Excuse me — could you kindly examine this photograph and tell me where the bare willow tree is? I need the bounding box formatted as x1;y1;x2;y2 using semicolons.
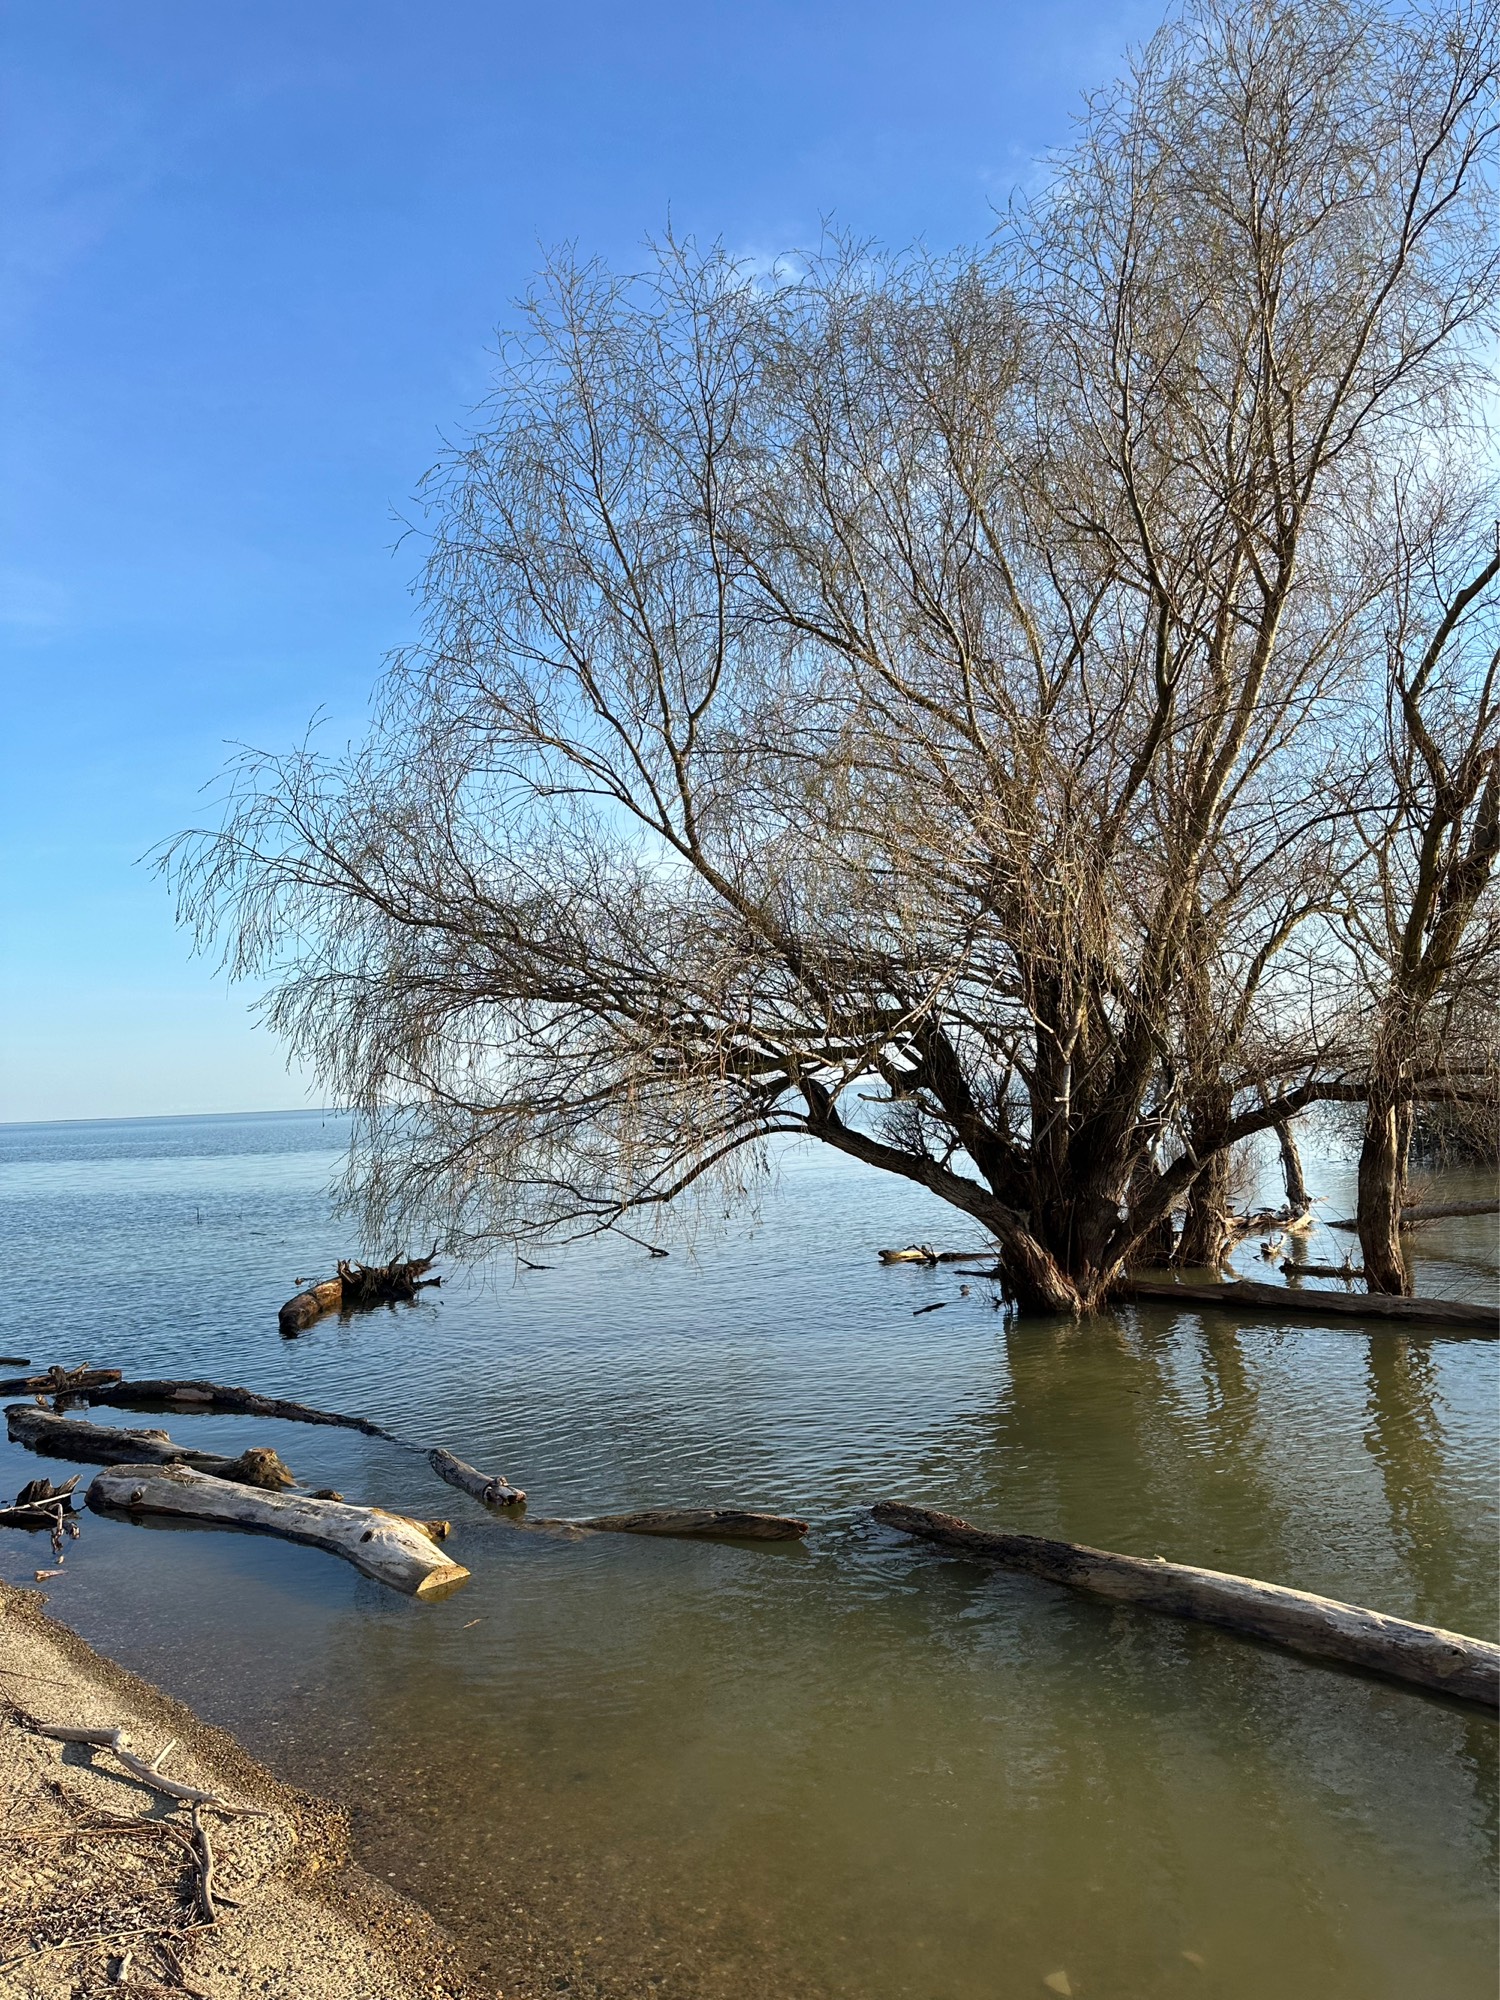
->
169;0;1499;1311
1342;481;1500;1290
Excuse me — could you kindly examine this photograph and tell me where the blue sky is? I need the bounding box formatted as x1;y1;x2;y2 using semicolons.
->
1;0;1158;1122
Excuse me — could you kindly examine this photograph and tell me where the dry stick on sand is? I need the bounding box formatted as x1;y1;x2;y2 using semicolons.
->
30;1722;268;1815
873;1503;1500;1707
87;1462;470;1598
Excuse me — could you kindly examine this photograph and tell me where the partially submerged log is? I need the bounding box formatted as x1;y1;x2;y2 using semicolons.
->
278;1278;343;1335
279;1246;442;1335
87;1463;470;1599
1117;1276;1495;1330
0;1365;121;1398
428;1447;525;1507
873;1502;1499;1708
89;1378;395;1436
7;1406;297;1489
537;1508;809;1541
878;1245;996;1264
1330;1198;1499;1230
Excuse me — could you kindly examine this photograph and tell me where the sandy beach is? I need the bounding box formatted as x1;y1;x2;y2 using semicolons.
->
0;1579;484;2000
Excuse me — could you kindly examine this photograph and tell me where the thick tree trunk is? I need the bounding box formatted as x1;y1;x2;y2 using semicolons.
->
1175;1149;1232;1267
1358;1094;1413;1295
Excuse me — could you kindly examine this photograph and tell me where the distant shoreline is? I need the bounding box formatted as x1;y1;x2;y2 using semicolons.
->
0;1107;347;1133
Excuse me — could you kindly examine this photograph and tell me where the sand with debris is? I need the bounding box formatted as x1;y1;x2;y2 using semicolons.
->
0;1579;486;2000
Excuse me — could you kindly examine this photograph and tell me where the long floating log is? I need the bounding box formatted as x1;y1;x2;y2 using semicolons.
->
87;1463;469;1599
539;1508;809;1541
1329;1198;1499;1230
428;1447;525;1507
1117;1276;1495;1330
88;1378;396;1436
873;1502;1499;1708
279;1248;442;1335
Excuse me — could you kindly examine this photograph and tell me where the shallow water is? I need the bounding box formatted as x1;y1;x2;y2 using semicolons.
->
0;1111;1494;1999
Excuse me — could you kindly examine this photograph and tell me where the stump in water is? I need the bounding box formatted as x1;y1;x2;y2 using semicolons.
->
279;1245;442;1335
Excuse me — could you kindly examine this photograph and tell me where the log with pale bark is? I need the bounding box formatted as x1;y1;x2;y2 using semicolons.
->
873;1502;1499;1707
87;1463;470;1598
533;1508;809;1540
877;1245;997;1265
428;1447;526;1507
1117;1276;1495;1329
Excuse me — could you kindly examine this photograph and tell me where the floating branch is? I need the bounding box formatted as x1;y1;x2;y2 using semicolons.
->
873;1502;1499;1708
87;1462;470;1598
428;1448;525;1507
88;1379;396;1436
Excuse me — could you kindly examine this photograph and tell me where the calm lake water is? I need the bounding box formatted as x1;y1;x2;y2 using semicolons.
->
0;1110;1495;2000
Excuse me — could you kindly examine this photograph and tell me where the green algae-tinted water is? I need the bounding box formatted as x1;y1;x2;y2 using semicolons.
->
0;1111;1494;1999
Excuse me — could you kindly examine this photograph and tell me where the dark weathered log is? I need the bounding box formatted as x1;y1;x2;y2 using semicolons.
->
278;1278;343;1335
428;1448;525;1507
1117;1276;1494;1329
87;1463;470;1598
89;1379;395;1436
873;1502;1500;1708
1330;1198;1499;1229
7;1407;298;1489
540;1508;809;1540
0;1366;122;1398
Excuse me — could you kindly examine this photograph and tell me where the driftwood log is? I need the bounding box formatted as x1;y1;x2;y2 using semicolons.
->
87;1463;469;1598
874;1503;1499;1707
535;1508;809;1540
278;1278;343;1335
279;1246;441;1335
1117;1276;1495;1329
0;1365;121;1398
1329;1198;1499;1230
7;1406;297;1490
878;1245;996;1264
428;1448;525;1507
88;1379;395;1436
